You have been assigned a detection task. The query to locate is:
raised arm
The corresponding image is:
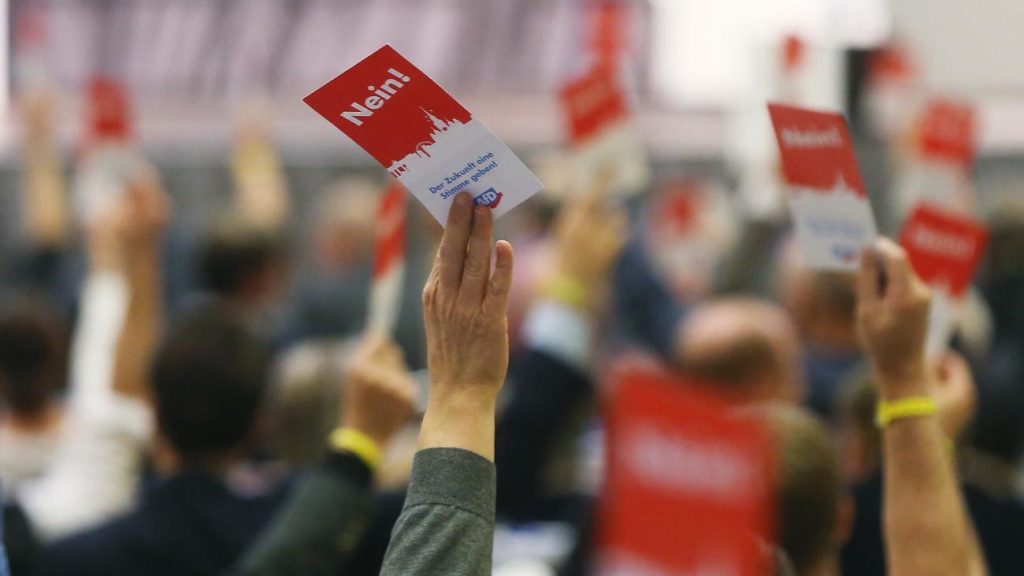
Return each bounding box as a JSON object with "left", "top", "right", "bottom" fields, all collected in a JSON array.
[
  {"left": 380, "top": 192, "right": 513, "bottom": 576},
  {"left": 19, "top": 174, "right": 168, "bottom": 541},
  {"left": 111, "top": 173, "right": 169, "bottom": 401},
  {"left": 855, "top": 238, "right": 987, "bottom": 576},
  {"left": 19, "top": 93, "right": 69, "bottom": 249}
]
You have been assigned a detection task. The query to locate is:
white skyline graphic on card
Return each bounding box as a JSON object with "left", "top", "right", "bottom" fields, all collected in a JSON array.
[
  {"left": 388, "top": 108, "right": 471, "bottom": 178},
  {"left": 788, "top": 172, "right": 878, "bottom": 271}
]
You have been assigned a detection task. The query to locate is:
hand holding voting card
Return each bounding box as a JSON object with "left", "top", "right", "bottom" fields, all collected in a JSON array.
[
  {"left": 559, "top": 66, "right": 650, "bottom": 197},
  {"left": 768, "top": 103, "right": 878, "bottom": 270},
  {"left": 899, "top": 202, "right": 989, "bottom": 358},
  {"left": 305, "top": 45, "right": 542, "bottom": 225}
]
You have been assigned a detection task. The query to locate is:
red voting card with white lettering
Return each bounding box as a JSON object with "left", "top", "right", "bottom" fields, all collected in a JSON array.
[
  {"left": 599, "top": 368, "right": 773, "bottom": 576},
  {"left": 367, "top": 181, "right": 407, "bottom": 335},
  {"left": 559, "top": 67, "right": 649, "bottom": 197},
  {"left": 900, "top": 202, "right": 988, "bottom": 357},
  {"left": 768, "top": 103, "right": 878, "bottom": 270},
  {"left": 917, "top": 98, "right": 976, "bottom": 168},
  {"left": 304, "top": 45, "right": 542, "bottom": 225},
  {"left": 900, "top": 203, "right": 988, "bottom": 298}
]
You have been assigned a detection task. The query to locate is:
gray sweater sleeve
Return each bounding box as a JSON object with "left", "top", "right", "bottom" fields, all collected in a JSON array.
[{"left": 380, "top": 448, "right": 496, "bottom": 576}]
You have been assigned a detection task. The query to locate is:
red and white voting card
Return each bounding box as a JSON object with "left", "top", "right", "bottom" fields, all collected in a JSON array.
[
  {"left": 74, "top": 77, "right": 150, "bottom": 224},
  {"left": 367, "top": 181, "right": 407, "bottom": 335},
  {"left": 892, "top": 99, "right": 977, "bottom": 219},
  {"left": 598, "top": 368, "right": 774, "bottom": 576},
  {"left": 900, "top": 202, "right": 989, "bottom": 358},
  {"left": 900, "top": 202, "right": 988, "bottom": 299},
  {"left": 917, "top": 98, "right": 976, "bottom": 168},
  {"left": 768, "top": 103, "right": 878, "bottom": 271},
  {"left": 559, "top": 67, "right": 650, "bottom": 197},
  {"left": 85, "top": 77, "right": 134, "bottom": 144},
  {"left": 304, "top": 45, "right": 542, "bottom": 225}
]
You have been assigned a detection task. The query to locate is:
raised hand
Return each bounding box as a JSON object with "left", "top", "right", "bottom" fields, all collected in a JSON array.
[
  {"left": 855, "top": 238, "right": 932, "bottom": 397},
  {"left": 553, "top": 177, "right": 627, "bottom": 292},
  {"left": 419, "top": 193, "right": 514, "bottom": 459},
  {"left": 341, "top": 332, "right": 418, "bottom": 449}
]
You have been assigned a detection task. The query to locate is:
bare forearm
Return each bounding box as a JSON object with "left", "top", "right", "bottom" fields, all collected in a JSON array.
[
  {"left": 22, "top": 137, "right": 68, "bottom": 246},
  {"left": 113, "top": 246, "right": 163, "bottom": 399},
  {"left": 881, "top": 377, "right": 982, "bottom": 576}
]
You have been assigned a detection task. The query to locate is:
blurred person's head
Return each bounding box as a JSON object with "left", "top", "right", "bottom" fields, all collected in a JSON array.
[
  {"left": 312, "top": 177, "right": 381, "bottom": 271},
  {"left": 152, "top": 304, "right": 270, "bottom": 469},
  {"left": 760, "top": 404, "right": 851, "bottom": 576},
  {"left": 0, "top": 300, "right": 67, "bottom": 421},
  {"left": 674, "top": 298, "right": 804, "bottom": 404},
  {"left": 777, "top": 238, "right": 859, "bottom": 351},
  {"left": 266, "top": 340, "right": 354, "bottom": 467},
  {"left": 200, "top": 215, "right": 288, "bottom": 311}
]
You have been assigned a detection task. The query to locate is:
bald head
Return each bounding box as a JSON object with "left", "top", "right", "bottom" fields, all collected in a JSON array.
[{"left": 674, "top": 298, "right": 804, "bottom": 404}]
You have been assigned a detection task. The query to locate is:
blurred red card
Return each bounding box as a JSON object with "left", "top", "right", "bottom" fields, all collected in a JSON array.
[
  {"left": 86, "top": 77, "right": 133, "bottom": 143},
  {"left": 368, "top": 181, "right": 407, "bottom": 335},
  {"left": 899, "top": 202, "right": 988, "bottom": 298},
  {"left": 304, "top": 45, "right": 541, "bottom": 225},
  {"left": 768, "top": 103, "right": 878, "bottom": 270},
  {"left": 917, "top": 98, "right": 976, "bottom": 167},
  {"left": 599, "top": 369, "right": 773, "bottom": 576},
  {"left": 588, "top": 2, "right": 628, "bottom": 69},
  {"left": 560, "top": 67, "right": 630, "bottom": 145}
]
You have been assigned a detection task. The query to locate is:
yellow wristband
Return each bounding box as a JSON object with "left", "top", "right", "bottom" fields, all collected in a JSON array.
[
  {"left": 876, "top": 397, "right": 938, "bottom": 428},
  {"left": 542, "top": 275, "right": 589, "bottom": 310},
  {"left": 329, "top": 427, "right": 382, "bottom": 472}
]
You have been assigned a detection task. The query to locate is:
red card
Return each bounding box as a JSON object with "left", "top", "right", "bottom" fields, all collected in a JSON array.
[
  {"left": 917, "top": 98, "right": 976, "bottom": 167},
  {"left": 304, "top": 45, "right": 472, "bottom": 173},
  {"left": 599, "top": 369, "right": 773, "bottom": 575},
  {"left": 559, "top": 67, "right": 630, "bottom": 145},
  {"left": 86, "top": 77, "right": 133, "bottom": 143},
  {"left": 588, "top": 2, "right": 628, "bottom": 69},
  {"left": 900, "top": 203, "right": 989, "bottom": 298},
  {"left": 305, "top": 45, "right": 542, "bottom": 225},
  {"left": 368, "top": 181, "right": 408, "bottom": 334},
  {"left": 782, "top": 34, "right": 806, "bottom": 72},
  {"left": 373, "top": 181, "right": 407, "bottom": 279},
  {"left": 768, "top": 103, "right": 866, "bottom": 197}
]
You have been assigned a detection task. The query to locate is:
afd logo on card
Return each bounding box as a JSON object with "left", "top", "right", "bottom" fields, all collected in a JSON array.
[
  {"left": 832, "top": 244, "right": 859, "bottom": 263},
  {"left": 473, "top": 188, "right": 503, "bottom": 209}
]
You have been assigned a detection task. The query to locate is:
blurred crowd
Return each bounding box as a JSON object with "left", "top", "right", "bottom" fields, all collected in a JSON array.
[{"left": 0, "top": 66, "right": 1023, "bottom": 576}]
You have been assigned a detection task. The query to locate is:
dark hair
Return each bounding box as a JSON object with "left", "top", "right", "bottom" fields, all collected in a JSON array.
[
  {"left": 199, "top": 219, "right": 284, "bottom": 298},
  {"left": 152, "top": 304, "right": 270, "bottom": 461},
  {"left": 0, "top": 302, "right": 66, "bottom": 415},
  {"left": 763, "top": 406, "right": 842, "bottom": 574}
]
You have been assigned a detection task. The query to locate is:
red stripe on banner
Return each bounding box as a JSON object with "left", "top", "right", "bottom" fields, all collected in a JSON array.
[{"left": 373, "top": 181, "right": 407, "bottom": 279}]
